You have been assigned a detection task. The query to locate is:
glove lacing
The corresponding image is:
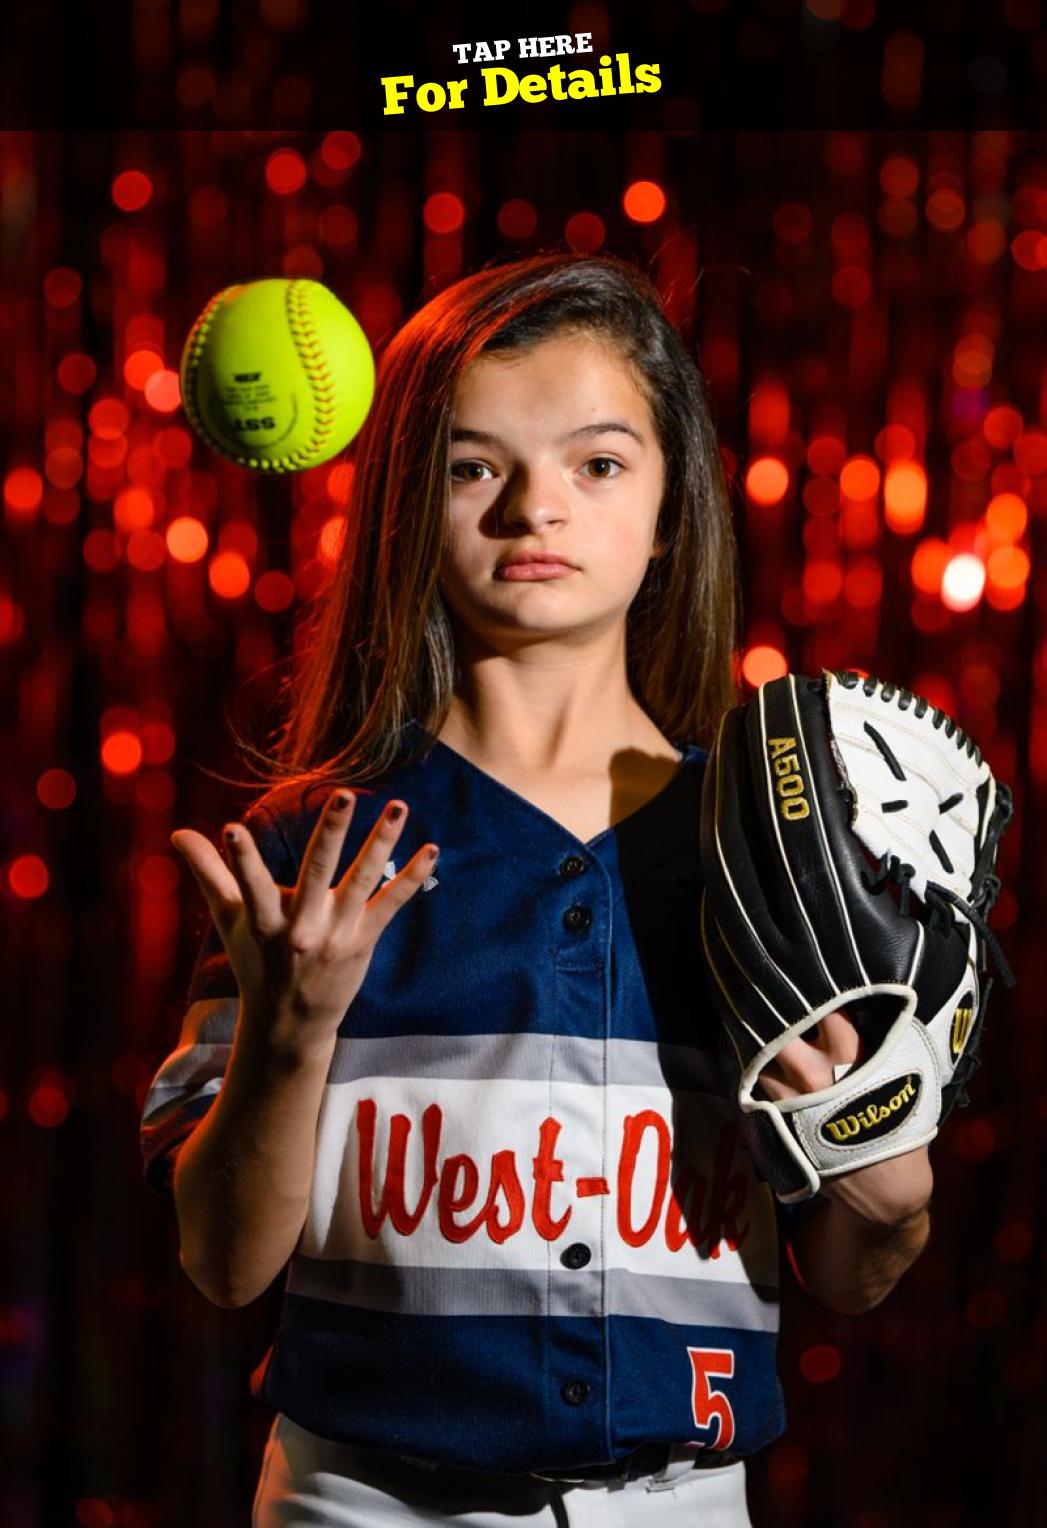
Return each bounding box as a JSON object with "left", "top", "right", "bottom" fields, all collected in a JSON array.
[{"left": 859, "top": 851, "right": 1016, "bottom": 990}]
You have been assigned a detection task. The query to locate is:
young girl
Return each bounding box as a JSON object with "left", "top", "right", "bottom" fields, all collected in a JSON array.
[{"left": 141, "top": 252, "right": 933, "bottom": 1526}]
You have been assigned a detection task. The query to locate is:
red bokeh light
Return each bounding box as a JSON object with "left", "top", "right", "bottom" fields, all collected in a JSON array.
[
  {"left": 140, "top": 722, "right": 175, "bottom": 765},
  {"left": 320, "top": 131, "right": 361, "bottom": 172},
  {"left": 807, "top": 435, "right": 846, "bottom": 476},
  {"left": 802, "top": 478, "right": 840, "bottom": 517},
  {"left": 622, "top": 180, "right": 666, "bottom": 223},
  {"left": 111, "top": 170, "right": 153, "bottom": 212},
  {"left": 741, "top": 644, "right": 788, "bottom": 687},
  {"left": 879, "top": 155, "right": 919, "bottom": 198},
  {"left": 1011, "top": 230, "right": 1047, "bottom": 271},
  {"left": 982, "top": 405, "right": 1024, "bottom": 450},
  {"left": 926, "top": 188, "right": 965, "bottom": 232},
  {"left": 166, "top": 517, "right": 209, "bottom": 563},
  {"left": 255, "top": 570, "right": 296, "bottom": 612},
  {"left": 318, "top": 514, "right": 347, "bottom": 564},
  {"left": 4, "top": 467, "right": 44, "bottom": 518},
  {"left": 28, "top": 1079, "right": 70, "bottom": 1128},
  {"left": 8, "top": 855, "right": 49, "bottom": 899},
  {"left": 113, "top": 488, "right": 156, "bottom": 532},
  {"left": 423, "top": 192, "right": 465, "bottom": 234},
  {"left": 124, "top": 349, "right": 164, "bottom": 390},
  {"left": 564, "top": 212, "right": 605, "bottom": 252},
  {"left": 839, "top": 455, "right": 880, "bottom": 500},
  {"left": 45, "top": 448, "right": 83, "bottom": 489},
  {"left": 57, "top": 353, "right": 97, "bottom": 393},
  {"left": 799, "top": 1344, "right": 841, "bottom": 1384},
  {"left": 883, "top": 462, "right": 927, "bottom": 533},
  {"left": 37, "top": 769, "right": 77, "bottom": 810},
  {"left": 265, "top": 148, "right": 307, "bottom": 195},
  {"left": 101, "top": 732, "right": 143, "bottom": 776},
  {"left": 985, "top": 493, "right": 1028, "bottom": 543},
  {"left": 497, "top": 199, "right": 538, "bottom": 240},
  {"left": 208, "top": 550, "right": 251, "bottom": 598},
  {"left": 89, "top": 399, "right": 130, "bottom": 439},
  {"left": 43, "top": 267, "right": 82, "bottom": 307},
  {"left": 986, "top": 545, "right": 1030, "bottom": 591},
  {"left": 875, "top": 424, "right": 916, "bottom": 462},
  {"left": 746, "top": 457, "right": 790, "bottom": 505},
  {"left": 144, "top": 370, "right": 181, "bottom": 413},
  {"left": 126, "top": 530, "right": 166, "bottom": 572}
]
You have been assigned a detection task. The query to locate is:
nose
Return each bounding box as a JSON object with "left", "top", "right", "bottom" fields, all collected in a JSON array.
[{"left": 497, "top": 463, "right": 569, "bottom": 533}]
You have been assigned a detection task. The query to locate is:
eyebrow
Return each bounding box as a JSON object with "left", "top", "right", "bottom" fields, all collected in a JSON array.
[{"left": 449, "top": 419, "right": 647, "bottom": 448}]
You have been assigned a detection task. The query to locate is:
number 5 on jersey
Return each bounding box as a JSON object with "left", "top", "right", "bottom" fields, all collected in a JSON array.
[{"left": 686, "top": 1346, "right": 736, "bottom": 1450}]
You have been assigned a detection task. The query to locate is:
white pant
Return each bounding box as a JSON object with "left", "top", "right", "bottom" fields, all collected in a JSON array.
[{"left": 252, "top": 1414, "right": 753, "bottom": 1527}]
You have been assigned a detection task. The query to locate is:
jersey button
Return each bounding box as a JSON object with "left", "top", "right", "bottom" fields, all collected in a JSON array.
[
  {"left": 562, "top": 904, "right": 591, "bottom": 932},
  {"left": 560, "top": 1242, "right": 591, "bottom": 1270},
  {"left": 559, "top": 854, "right": 587, "bottom": 878},
  {"left": 561, "top": 1379, "right": 591, "bottom": 1406}
]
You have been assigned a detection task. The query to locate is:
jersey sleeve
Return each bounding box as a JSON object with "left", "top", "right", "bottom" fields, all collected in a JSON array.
[{"left": 138, "top": 801, "right": 297, "bottom": 1195}]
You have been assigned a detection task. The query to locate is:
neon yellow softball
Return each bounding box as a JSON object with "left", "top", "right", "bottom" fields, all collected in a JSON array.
[{"left": 179, "top": 277, "right": 375, "bottom": 472}]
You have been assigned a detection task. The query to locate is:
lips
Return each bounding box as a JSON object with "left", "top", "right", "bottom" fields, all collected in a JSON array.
[
  {"left": 496, "top": 552, "right": 576, "bottom": 571},
  {"left": 495, "top": 562, "right": 576, "bottom": 581}
]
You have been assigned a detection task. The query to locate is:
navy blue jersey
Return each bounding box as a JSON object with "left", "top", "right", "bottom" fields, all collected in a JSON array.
[{"left": 141, "top": 720, "right": 802, "bottom": 1473}]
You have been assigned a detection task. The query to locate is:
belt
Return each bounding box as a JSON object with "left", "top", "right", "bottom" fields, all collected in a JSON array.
[{"left": 531, "top": 1441, "right": 737, "bottom": 1485}]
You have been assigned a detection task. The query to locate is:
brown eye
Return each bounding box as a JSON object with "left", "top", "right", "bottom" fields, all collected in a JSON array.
[
  {"left": 585, "top": 457, "right": 623, "bottom": 479},
  {"left": 450, "top": 461, "right": 492, "bottom": 483}
]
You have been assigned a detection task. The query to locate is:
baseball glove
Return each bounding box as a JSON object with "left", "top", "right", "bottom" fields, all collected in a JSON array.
[{"left": 699, "top": 668, "right": 1016, "bottom": 1203}]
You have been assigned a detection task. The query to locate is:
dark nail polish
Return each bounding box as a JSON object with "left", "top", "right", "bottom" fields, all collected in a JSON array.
[
  {"left": 388, "top": 804, "right": 403, "bottom": 821},
  {"left": 332, "top": 792, "right": 351, "bottom": 810}
]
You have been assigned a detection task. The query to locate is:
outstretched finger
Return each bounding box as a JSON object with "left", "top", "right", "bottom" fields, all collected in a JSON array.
[
  {"left": 349, "top": 840, "right": 439, "bottom": 938},
  {"left": 289, "top": 789, "right": 357, "bottom": 927},
  {"left": 171, "top": 827, "right": 244, "bottom": 934},
  {"left": 330, "top": 797, "right": 412, "bottom": 920},
  {"left": 222, "top": 822, "right": 285, "bottom": 939}
]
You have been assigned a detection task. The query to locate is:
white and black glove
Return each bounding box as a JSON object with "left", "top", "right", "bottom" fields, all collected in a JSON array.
[{"left": 699, "top": 669, "right": 1015, "bottom": 1203}]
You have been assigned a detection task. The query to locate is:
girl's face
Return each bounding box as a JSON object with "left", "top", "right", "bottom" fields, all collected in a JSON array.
[{"left": 439, "top": 330, "right": 665, "bottom": 652}]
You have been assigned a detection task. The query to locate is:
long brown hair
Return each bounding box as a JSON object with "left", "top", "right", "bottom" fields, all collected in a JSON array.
[{"left": 227, "top": 251, "right": 742, "bottom": 796}]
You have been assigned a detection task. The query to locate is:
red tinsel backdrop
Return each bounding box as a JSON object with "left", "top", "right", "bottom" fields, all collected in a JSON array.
[{"left": 1, "top": 124, "right": 1044, "bottom": 1526}]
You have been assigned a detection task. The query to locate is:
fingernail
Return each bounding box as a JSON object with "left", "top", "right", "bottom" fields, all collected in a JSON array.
[
  {"left": 387, "top": 803, "right": 403, "bottom": 822},
  {"left": 426, "top": 846, "right": 439, "bottom": 862},
  {"left": 224, "top": 827, "right": 238, "bottom": 844},
  {"left": 332, "top": 792, "right": 352, "bottom": 811}
]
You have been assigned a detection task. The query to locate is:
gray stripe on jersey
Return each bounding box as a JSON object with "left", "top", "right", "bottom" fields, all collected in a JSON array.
[
  {"left": 285, "top": 1255, "right": 779, "bottom": 1328},
  {"left": 326, "top": 1034, "right": 723, "bottom": 1091}
]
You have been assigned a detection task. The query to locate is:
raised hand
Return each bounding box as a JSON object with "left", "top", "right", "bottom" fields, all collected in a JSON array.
[{"left": 170, "top": 789, "right": 438, "bottom": 1058}]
